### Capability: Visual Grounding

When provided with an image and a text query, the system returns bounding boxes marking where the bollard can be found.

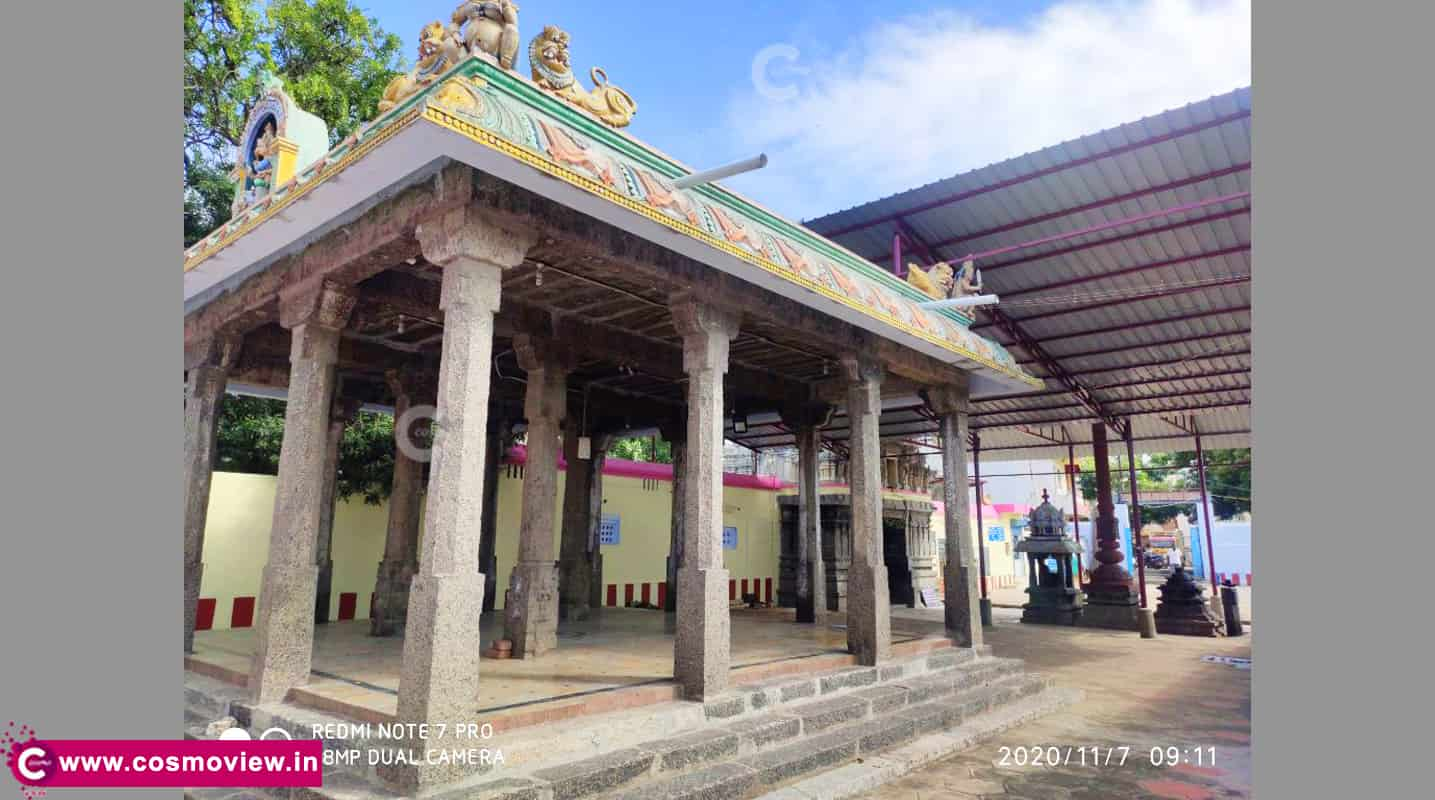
[1221,583,1244,636]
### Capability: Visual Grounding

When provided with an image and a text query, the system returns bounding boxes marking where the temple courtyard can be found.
[865,607,1252,800]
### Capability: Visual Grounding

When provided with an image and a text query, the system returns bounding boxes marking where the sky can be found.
[359,0,1250,220]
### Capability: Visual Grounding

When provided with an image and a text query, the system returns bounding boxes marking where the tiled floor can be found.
[190,607,935,727]
[873,606,1253,799]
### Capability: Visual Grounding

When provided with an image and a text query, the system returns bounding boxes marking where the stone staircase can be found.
[183,646,1078,800]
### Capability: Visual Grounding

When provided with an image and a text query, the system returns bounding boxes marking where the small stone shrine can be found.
[1016,490,1086,625]
[1153,566,1225,637]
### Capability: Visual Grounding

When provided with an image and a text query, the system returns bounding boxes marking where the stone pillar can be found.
[929,381,982,648]
[585,434,612,612]
[671,298,740,700]
[841,353,890,665]
[1079,423,1141,630]
[662,419,687,614]
[316,395,361,625]
[479,416,509,613]
[786,411,829,624]
[381,209,535,793]
[559,418,608,621]
[183,335,239,654]
[371,368,432,637]
[503,334,568,658]
[249,282,357,704]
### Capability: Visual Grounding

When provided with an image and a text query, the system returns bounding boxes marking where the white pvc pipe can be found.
[672,154,769,189]
[917,294,1001,310]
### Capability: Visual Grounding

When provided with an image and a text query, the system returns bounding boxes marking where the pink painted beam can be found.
[972,386,1250,418]
[815,109,1252,237]
[976,368,1251,404]
[1017,328,1251,364]
[999,244,1251,300]
[970,274,1250,331]
[971,399,1250,430]
[975,205,1249,274]
[1021,305,1252,346]
[968,428,1251,454]
[1064,348,1250,378]
[926,164,1250,252]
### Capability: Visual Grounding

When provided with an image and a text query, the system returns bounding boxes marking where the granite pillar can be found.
[183,336,238,654]
[671,298,739,700]
[316,396,361,625]
[503,334,567,658]
[841,353,890,665]
[381,209,535,792]
[479,416,509,613]
[371,369,431,637]
[791,418,827,623]
[585,435,611,612]
[1078,423,1141,631]
[249,282,356,704]
[559,418,608,621]
[663,422,686,614]
[929,381,982,648]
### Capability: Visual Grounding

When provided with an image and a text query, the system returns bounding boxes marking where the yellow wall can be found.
[198,466,784,629]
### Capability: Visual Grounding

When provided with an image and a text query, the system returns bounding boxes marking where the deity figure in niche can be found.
[245,119,278,204]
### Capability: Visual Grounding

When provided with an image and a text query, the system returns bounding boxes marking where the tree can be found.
[609,437,673,463]
[1074,447,1251,523]
[184,0,404,246]
[214,395,399,504]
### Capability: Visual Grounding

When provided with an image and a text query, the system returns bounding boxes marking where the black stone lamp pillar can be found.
[1016,490,1086,625]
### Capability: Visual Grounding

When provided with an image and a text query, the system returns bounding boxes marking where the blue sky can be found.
[360,0,1250,220]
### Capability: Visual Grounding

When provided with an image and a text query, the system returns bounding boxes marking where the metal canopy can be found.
[783,87,1252,459]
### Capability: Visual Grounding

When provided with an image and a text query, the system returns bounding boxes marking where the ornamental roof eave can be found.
[183,56,1042,393]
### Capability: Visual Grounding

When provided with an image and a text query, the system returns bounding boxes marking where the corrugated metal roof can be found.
[791,87,1253,457]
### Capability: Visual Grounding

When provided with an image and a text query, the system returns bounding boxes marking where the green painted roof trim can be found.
[466,59,974,327]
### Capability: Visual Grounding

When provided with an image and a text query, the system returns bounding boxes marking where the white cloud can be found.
[721,0,1251,220]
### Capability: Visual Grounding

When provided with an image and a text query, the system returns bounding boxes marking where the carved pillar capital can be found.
[924,376,971,416]
[417,206,538,270]
[671,296,740,374]
[838,352,885,387]
[184,331,244,373]
[279,280,358,332]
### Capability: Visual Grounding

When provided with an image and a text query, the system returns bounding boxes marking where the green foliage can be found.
[184,0,404,245]
[184,159,238,247]
[609,437,673,463]
[1074,448,1251,522]
[214,395,399,505]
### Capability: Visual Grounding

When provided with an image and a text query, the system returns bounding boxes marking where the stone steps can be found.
[182,646,1067,800]
[436,653,1045,800]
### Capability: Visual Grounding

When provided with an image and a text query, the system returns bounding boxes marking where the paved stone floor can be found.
[985,579,1252,623]
[876,606,1252,799]
[190,608,932,722]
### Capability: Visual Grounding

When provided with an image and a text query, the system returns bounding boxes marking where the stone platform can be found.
[185,624,1070,800]
[186,608,941,735]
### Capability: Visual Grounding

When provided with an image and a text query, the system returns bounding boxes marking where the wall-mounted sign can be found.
[599,515,621,546]
[723,526,739,550]
[987,526,1006,543]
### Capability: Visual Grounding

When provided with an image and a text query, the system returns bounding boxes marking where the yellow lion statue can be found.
[378,21,467,113]
[528,25,637,128]
[906,260,955,300]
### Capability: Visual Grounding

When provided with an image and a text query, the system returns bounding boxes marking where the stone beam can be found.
[468,174,974,389]
[184,164,472,348]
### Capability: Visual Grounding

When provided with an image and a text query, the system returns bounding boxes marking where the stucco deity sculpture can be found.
[377,21,467,113]
[955,258,983,297]
[528,25,637,128]
[451,1,521,69]
[905,261,955,300]
[244,120,277,203]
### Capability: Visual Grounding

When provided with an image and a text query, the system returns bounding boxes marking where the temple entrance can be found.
[884,517,914,607]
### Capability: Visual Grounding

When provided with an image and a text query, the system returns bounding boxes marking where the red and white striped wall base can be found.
[1215,572,1253,587]
[604,578,777,608]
